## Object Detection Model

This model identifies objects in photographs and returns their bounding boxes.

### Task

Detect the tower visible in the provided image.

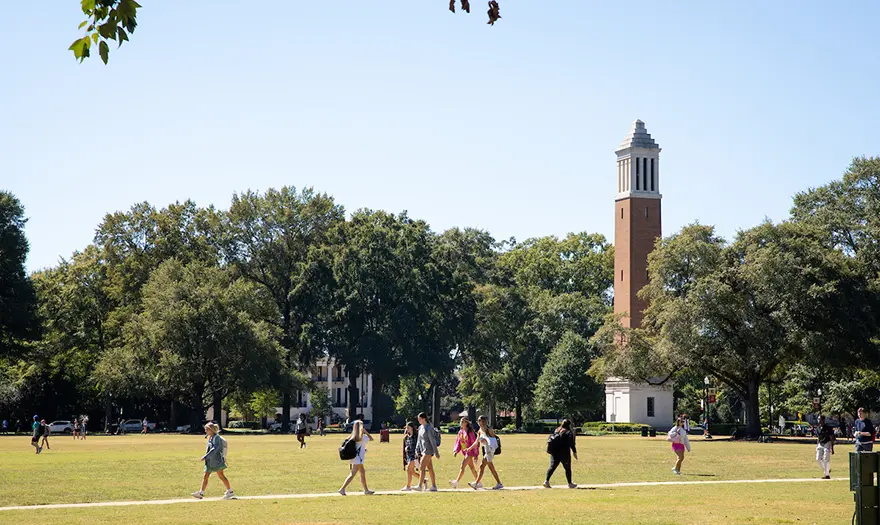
[605,120,672,427]
[613,120,661,329]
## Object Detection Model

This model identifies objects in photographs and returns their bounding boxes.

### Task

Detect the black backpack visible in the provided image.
[546,432,564,454]
[338,438,357,460]
[495,435,502,456]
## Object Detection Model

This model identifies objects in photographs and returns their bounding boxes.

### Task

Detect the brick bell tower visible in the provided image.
[613,120,662,329]
[606,120,671,427]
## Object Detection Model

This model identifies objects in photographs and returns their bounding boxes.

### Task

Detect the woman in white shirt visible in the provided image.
[465,415,503,490]
[667,417,691,475]
[338,421,374,496]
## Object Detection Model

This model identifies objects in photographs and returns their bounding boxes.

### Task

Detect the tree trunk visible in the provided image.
[212,391,223,429]
[347,369,359,420]
[370,376,383,432]
[432,385,441,426]
[104,396,112,433]
[170,401,176,429]
[466,405,476,423]
[515,398,523,430]
[744,375,761,437]
[489,398,497,429]
[190,394,202,434]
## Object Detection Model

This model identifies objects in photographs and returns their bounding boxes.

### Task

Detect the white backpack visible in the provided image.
[218,435,228,461]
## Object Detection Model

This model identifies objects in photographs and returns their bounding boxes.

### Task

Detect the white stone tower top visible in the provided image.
[615,120,662,201]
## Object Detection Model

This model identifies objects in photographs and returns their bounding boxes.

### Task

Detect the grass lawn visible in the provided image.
[0,433,854,524]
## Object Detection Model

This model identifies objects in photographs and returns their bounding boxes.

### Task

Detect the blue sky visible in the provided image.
[2,1,878,272]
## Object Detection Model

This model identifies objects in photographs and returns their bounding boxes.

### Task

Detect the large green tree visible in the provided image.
[327,210,475,430]
[123,260,285,431]
[0,191,39,358]
[220,187,343,432]
[533,331,602,423]
[595,222,878,436]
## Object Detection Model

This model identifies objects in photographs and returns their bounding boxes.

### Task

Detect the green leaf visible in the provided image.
[78,20,88,30]
[81,0,95,15]
[117,27,129,47]
[91,33,99,44]
[68,39,84,60]
[99,41,109,65]
[98,23,116,39]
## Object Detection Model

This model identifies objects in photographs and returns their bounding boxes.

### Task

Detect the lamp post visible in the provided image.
[704,376,713,439]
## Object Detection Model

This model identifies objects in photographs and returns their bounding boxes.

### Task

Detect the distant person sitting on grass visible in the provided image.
[854,408,874,452]
[192,422,235,500]
[667,417,691,475]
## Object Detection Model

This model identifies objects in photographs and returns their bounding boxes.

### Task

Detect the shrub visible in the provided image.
[228,421,262,430]
[582,422,648,433]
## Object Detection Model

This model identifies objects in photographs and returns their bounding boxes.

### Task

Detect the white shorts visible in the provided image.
[350,446,366,465]
[816,444,832,462]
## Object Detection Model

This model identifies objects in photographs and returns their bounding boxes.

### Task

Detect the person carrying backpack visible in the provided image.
[543,419,578,489]
[414,412,440,492]
[465,415,503,490]
[191,422,235,500]
[338,420,375,496]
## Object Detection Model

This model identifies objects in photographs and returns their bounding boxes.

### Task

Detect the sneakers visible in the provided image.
[222,490,236,500]
[191,491,204,499]
[428,486,438,492]
[401,486,412,492]
[468,482,483,490]
[450,480,458,489]
[338,489,346,496]
[672,468,681,475]
[491,483,504,490]
[542,480,551,489]
[568,483,577,489]
[822,475,831,480]
[411,485,423,492]
[364,490,375,495]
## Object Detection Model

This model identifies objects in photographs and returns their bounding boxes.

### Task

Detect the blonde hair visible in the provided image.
[349,420,364,443]
[205,422,220,434]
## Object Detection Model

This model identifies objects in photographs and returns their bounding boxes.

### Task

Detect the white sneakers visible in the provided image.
[401,486,412,492]
[191,491,203,499]
[468,482,483,489]
[223,490,236,500]
[450,480,458,489]
[364,490,375,495]
[542,481,551,488]
[492,483,504,490]
[672,468,681,475]
[191,490,235,500]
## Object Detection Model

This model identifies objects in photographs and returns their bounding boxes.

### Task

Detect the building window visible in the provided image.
[643,158,648,187]
[620,270,624,281]
[647,397,655,418]
[635,158,640,190]
[620,208,624,219]
[650,158,655,191]
[644,206,648,219]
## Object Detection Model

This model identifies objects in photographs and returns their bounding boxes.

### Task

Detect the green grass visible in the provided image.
[0,433,855,524]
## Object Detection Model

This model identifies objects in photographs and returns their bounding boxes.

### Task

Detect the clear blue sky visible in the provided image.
[3,1,878,272]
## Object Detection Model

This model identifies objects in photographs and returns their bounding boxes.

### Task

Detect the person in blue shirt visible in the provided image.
[854,408,874,452]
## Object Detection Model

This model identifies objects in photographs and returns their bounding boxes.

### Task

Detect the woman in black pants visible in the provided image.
[543,419,578,489]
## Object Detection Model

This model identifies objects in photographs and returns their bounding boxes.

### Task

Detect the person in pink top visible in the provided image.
[450,416,479,489]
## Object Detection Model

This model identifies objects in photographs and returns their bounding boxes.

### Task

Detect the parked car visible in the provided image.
[48,420,74,433]
[270,421,294,433]
[121,419,156,432]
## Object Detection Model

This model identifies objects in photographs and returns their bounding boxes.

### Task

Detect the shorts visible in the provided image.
[857,441,874,452]
[672,443,685,453]
[350,447,366,465]
[816,444,832,462]
[406,458,421,470]
[483,447,495,463]
[205,463,227,473]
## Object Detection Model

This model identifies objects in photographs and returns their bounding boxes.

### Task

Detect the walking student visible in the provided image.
[191,422,235,500]
[815,415,835,479]
[451,416,478,489]
[414,412,440,492]
[543,419,578,489]
[73,418,80,439]
[401,422,420,491]
[317,418,325,437]
[80,416,88,439]
[854,408,874,452]
[667,417,691,475]
[30,415,43,454]
[141,417,149,435]
[295,414,309,449]
[466,415,503,490]
[39,419,51,450]
[338,420,374,496]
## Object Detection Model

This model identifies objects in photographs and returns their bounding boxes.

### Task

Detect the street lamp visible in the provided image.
[704,376,713,439]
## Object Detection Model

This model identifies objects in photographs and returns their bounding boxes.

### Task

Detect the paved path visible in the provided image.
[0,477,846,512]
